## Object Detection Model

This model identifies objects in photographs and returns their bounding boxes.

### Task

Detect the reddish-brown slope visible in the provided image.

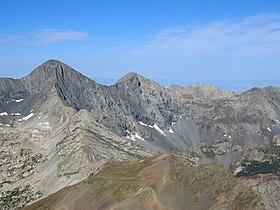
[24,154,264,210]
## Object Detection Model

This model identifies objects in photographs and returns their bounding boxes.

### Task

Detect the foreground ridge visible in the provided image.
[23,154,264,210]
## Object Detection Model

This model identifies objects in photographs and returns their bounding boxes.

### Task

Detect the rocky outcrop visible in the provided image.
[0,108,152,209]
[169,83,235,100]
[243,175,280,210]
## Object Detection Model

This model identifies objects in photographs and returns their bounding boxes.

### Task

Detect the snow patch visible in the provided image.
[12,99,24,103]
[267,127,272,132]
[139,121,168,135]
[228,135,232,139]
[126,130,130,134]
[127,132,145,141]
[171,122,176,126]
[18,113,34,121]
[234,166,244,176]
[10,113,21,116]
[4,124,10,127]
[139,121,148,126]
[135,133,145,141]
[168,128,174,133]
[277,120,280,124]
[0,112,8,116]
[153,124,166,136]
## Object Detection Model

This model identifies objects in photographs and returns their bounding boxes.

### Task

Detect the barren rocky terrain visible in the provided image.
[0,60,279,209]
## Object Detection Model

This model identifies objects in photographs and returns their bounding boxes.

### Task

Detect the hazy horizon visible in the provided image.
[92,77,280,93]
[1,59,279,93]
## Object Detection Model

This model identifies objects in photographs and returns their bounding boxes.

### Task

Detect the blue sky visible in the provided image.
[0,0,280,91]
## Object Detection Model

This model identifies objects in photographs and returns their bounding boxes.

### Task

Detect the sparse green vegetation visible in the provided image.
[200,145,216,158]
[82,158,154,201]
[0,185,42,209]
[235,144,280,177]
[236,160,280,177]
[203,149,216,158]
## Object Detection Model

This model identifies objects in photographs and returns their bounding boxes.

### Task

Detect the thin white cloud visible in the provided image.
[29,28,88,45]
[0,28,88,45]
[0,35,22,43]
[130,13,280,58]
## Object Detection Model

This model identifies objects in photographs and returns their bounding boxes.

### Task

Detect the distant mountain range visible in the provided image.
[0,60,280,209]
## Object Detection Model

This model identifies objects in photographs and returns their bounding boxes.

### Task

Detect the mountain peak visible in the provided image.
[42,59,64,66]
[26,59,69,78]
[115,72,165,90]
[115,72,146,84]
[38,59,73,74]
[21,60,79,94]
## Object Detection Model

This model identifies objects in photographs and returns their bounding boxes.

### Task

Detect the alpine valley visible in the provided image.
[0,60,280,210]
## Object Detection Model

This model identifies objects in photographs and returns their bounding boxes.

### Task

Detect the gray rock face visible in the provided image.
[0,108,151,209]
[0,60,280,209]
[245,175,280,210]
[169,83,235,100]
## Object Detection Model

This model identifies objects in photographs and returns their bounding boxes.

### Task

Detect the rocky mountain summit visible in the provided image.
[0,60,280,209]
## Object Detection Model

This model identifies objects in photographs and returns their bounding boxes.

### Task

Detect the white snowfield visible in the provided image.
[168,128,174,133]
[277,120,280,124]
[153,124,166,136]
[18,113,34,121]
[10,113,22,116]
[0,112,8,116]
[12,99,24,103]
[139,121,166,136]
[169,122,176,133]
[127,132,145,141]
[234,166,245,176]
[267,127,272,132]
[224,133,232,138]
[139,121,148,126]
